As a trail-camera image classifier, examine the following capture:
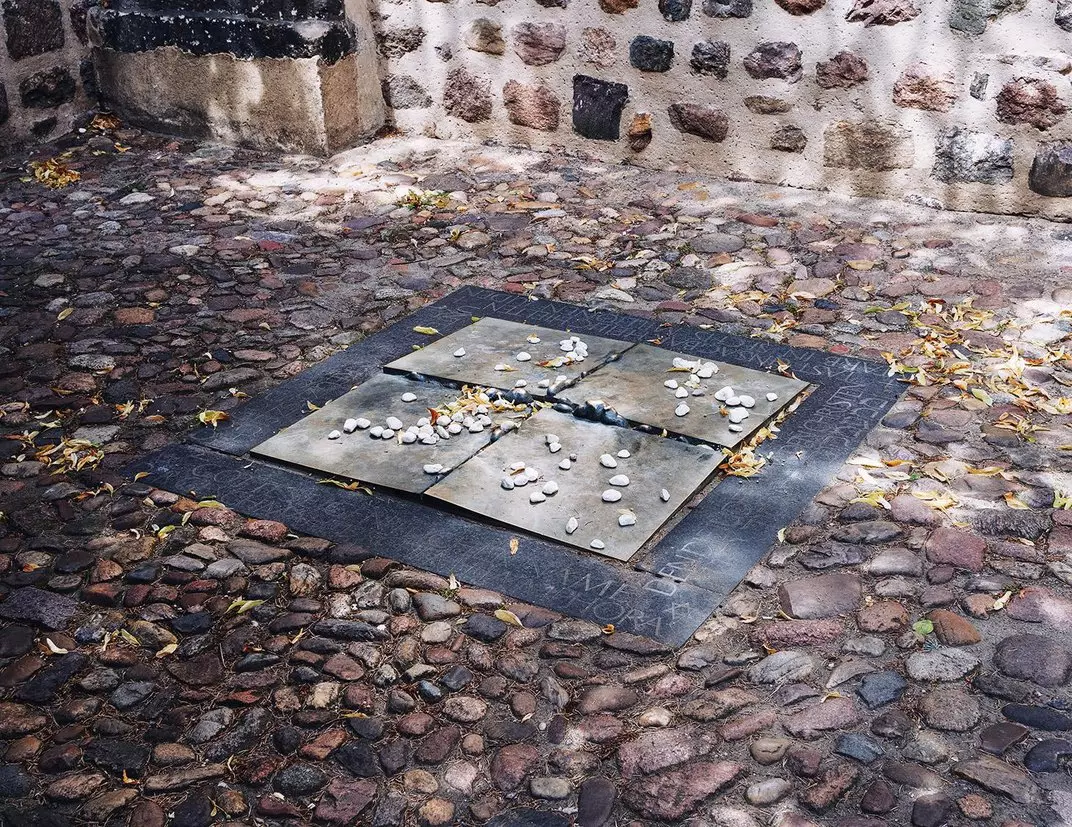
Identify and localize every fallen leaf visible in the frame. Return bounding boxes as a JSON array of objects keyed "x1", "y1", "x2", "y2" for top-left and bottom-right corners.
[
  {"x1": 912, "y1": 619, "x2": 933, "y2": 637},
  {"x1": 494, "y1": 609, "x2": 523, "y2": 626},
  {"x1": 413, "y1": 326, "x2": 439, "y2": 335},
  {"x1": 197, "y1": 410, "x2": 229, "y2": 428},
  {"x1": 44, "y1": 638, "x2": 69, "y2": 655},
  {"x1": 509, "y1": 537, "x2": 520, "y2": 555},
  {"x1": 57, "y1": 307, "x2": 73, "y2": 321},
  {"x1": 155, "y1": 643, "x2": 178, "y2": 658}
]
